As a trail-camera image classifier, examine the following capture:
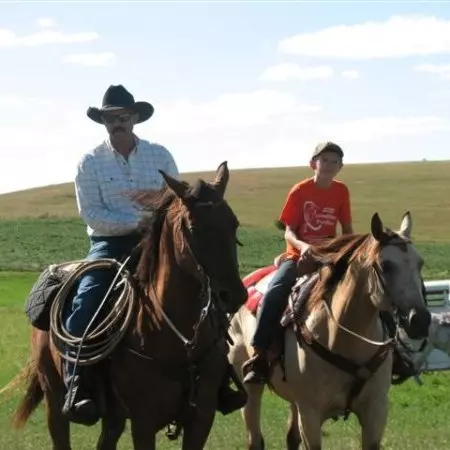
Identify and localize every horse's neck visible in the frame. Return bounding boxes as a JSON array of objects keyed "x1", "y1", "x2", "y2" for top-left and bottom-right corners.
[
  {"x1": 153, "y1": 229, "x2": 204, "y2": 331},
  {"x1": 320, "y1": 265, "x2": 383, "y2": 359}
]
